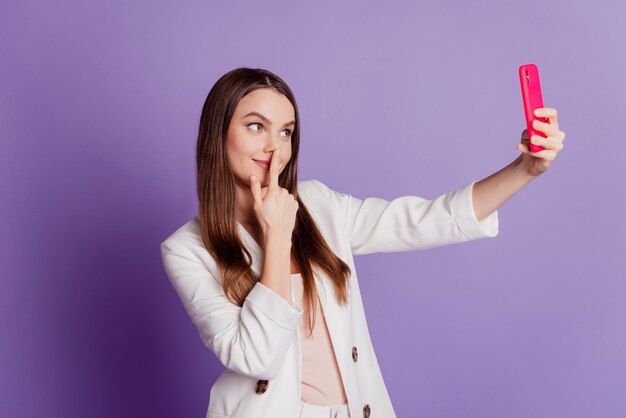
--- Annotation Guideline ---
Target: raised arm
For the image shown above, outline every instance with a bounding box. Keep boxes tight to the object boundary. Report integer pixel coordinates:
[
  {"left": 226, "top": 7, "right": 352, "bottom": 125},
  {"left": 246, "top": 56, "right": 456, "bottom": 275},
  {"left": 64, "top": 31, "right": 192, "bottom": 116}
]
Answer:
[{"left": 310, "top": 179, "right": 499, "bottom": 256}]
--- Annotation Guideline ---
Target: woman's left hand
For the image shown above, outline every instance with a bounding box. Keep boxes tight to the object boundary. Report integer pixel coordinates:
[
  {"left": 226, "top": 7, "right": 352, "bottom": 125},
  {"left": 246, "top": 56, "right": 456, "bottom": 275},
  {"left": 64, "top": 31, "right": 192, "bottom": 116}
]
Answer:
[{"left": 517, "top": 107, "right": 566, "bottom": 177}]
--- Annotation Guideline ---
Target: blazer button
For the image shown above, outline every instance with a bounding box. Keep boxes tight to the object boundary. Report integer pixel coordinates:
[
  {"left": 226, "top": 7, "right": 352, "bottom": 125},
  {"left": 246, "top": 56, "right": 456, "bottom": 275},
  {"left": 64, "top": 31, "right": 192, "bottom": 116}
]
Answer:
[
  {"left": 255, "top": 379, "right": 269, "bottom": 394},
  {"left": 352, "top": 346, "right": 358, "bottom": 362},
  {"left": 363, "top": 404, "right": 371, "bottom": 418}
]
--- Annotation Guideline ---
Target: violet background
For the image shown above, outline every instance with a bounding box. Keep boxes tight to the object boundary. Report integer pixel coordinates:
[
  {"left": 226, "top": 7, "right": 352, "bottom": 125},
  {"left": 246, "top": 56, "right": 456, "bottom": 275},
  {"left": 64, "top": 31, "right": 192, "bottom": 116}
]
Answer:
[{"left": 2, "top": 1, "right": 625, "bottom": 417}]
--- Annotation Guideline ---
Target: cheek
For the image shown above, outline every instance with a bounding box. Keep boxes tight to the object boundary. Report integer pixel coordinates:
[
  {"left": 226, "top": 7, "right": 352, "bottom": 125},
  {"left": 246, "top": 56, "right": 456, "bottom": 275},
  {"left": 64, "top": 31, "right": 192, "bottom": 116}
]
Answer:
[
  {"left": 229, "top": 133, "right": 260, "bottom": 159},
  {"left": 284, "top": 148, "right": 293, "bottom": 163}
]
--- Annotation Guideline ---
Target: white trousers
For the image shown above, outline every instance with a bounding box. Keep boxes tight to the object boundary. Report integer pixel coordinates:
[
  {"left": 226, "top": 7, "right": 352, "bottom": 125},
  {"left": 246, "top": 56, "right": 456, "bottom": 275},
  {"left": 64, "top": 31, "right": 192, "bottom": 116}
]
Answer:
[{"left": 298, "top": 401, "right": 350, "bottom": 418}]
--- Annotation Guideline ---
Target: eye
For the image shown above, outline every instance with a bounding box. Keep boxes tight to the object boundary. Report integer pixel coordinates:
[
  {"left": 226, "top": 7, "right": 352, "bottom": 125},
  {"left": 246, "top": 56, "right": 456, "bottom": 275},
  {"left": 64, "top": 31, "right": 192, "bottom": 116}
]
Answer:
[
  {"left": 248, "top": 123, "right": 263, "bottom": 132},
  {"left": 248, "top": 123, "right": 292, "bottom": 138}
]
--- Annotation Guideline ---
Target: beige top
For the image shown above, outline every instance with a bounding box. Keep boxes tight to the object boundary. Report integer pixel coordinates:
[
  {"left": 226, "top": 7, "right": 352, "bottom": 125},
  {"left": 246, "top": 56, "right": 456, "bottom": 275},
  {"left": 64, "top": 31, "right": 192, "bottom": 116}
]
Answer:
[{"left": 291, "top": 273, "right": 348, "bottom": 406}]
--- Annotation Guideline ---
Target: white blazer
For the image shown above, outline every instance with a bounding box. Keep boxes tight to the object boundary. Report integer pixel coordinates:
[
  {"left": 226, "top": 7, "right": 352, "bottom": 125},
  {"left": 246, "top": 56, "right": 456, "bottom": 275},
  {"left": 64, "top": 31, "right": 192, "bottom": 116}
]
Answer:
[{"left": 160, "top": 178, "right": 499, "bottom": 418}]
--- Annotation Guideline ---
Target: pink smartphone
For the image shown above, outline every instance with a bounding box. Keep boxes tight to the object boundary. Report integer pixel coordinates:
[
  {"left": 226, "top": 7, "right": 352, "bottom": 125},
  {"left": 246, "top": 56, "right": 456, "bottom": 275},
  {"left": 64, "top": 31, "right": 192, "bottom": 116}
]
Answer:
[{"left": 519, "top": 64, "right": 548, "bottom": 152}]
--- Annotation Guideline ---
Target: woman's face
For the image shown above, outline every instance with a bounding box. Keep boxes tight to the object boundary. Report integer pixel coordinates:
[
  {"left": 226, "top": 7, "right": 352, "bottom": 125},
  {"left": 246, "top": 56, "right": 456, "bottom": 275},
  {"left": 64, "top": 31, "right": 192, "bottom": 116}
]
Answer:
[{"left": 227, "top": 88, "right": 295, "bottom": 189}]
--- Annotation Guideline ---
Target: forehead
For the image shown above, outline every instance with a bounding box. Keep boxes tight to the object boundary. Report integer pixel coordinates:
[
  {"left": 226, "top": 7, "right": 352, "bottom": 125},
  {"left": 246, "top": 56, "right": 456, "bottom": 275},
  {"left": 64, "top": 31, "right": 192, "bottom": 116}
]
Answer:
[{"left": 235, "top": 88, "right": 294, "bottom": 120}]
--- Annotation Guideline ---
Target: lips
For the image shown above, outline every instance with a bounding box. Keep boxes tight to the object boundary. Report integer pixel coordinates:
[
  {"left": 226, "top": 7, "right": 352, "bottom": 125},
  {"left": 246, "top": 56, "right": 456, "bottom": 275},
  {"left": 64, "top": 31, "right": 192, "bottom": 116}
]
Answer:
[{"left": 253, "top": 159, "right": 270, "bottom": 170}]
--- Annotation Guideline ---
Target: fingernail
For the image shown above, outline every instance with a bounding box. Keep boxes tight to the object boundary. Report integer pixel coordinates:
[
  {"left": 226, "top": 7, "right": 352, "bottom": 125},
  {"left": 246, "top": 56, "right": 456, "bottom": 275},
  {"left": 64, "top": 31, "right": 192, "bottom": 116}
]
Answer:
[{"left": 250, "top": 175, "right": 256, "bottom": 183}]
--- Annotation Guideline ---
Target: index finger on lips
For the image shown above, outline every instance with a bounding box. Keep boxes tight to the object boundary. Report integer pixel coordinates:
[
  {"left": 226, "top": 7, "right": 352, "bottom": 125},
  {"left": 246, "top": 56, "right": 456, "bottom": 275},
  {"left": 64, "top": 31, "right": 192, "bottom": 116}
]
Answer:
[{"left": 269, "top": 148, "right": 280, "bottom": 191}]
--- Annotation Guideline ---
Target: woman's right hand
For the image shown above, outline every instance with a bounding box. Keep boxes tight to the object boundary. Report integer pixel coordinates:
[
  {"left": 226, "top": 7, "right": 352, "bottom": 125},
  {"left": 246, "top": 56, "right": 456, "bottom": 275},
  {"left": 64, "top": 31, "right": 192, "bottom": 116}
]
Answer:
[{"left": 249, "top": 149, "right": 299, "bottom": 247}]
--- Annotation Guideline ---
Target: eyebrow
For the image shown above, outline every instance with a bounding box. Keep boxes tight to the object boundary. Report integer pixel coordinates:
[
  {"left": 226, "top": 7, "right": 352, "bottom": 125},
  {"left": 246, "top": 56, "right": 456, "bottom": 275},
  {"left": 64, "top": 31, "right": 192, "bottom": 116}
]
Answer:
[{"left": 242, "top": 111, "right": 295, "bottom": 128}]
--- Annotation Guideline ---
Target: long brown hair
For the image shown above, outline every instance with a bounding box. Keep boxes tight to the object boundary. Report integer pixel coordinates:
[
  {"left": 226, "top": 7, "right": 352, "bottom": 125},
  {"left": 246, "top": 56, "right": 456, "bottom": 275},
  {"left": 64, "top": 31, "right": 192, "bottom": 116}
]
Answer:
[{"left": 196, "top": 67, "right": 351, "bottom": 338}]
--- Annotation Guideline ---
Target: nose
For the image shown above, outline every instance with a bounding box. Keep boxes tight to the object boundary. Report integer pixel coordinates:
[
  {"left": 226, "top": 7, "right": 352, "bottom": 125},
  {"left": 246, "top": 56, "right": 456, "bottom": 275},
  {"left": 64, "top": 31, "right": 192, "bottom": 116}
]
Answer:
[
  {"left": 267, "top": 147, "right": 280, "bottom": 160},
  {"left": 264, "top": 134, "right": 282, "bottom": 154}
]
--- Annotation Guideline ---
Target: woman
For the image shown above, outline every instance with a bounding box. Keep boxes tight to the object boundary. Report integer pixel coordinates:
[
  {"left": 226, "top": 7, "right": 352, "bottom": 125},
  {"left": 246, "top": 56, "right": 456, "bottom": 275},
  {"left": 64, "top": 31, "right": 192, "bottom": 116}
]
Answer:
[{"left": 160, "top": 67, "right": 565, "bottom": 418}]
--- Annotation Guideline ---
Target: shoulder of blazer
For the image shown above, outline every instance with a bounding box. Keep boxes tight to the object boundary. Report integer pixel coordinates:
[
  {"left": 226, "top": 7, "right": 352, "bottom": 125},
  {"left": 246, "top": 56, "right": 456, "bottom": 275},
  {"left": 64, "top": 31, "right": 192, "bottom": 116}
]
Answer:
[
  {"left": 297, "top": 178, "right": 346, "bottom": 208},
  {"left": 159, "top": 217, "right": 221, "bottom": 276},
  {"left": 161, "top": 216, "right": 203, "bottom": 251},
  {"left": 299, "top": 178, "right": 332, "bottom": 199},
  {"left": 297, "top": 178, "right": 347, "bottom": 221}
]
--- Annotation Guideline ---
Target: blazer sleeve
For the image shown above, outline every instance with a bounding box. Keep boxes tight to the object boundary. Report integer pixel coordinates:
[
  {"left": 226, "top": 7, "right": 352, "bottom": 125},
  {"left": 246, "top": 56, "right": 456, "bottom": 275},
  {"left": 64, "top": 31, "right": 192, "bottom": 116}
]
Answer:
[
  {"left": 160, "top": 238, "right": 303, "bottom": 380},
  {"left": 309, "top": 179, "right": 499, "bottom": 256}
]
